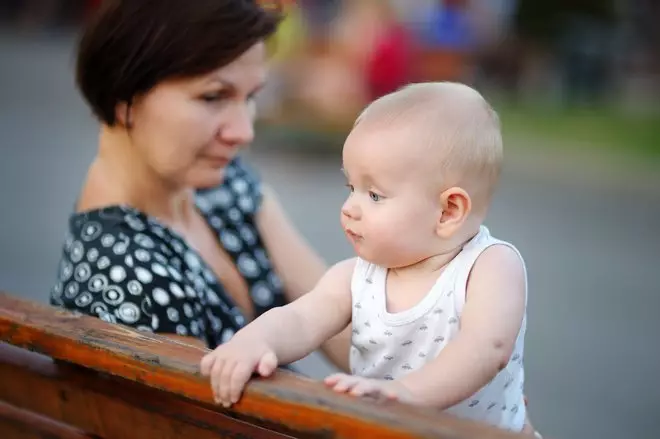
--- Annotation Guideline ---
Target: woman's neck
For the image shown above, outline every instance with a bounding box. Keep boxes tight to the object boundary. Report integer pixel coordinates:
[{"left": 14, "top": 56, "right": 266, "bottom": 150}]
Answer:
[{"left": 80, "top": 126, "right": 196, "bottom": 225}]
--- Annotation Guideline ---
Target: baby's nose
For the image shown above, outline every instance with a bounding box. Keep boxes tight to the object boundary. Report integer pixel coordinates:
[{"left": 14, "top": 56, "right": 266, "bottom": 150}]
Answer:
[{"left": 341, "top": 198, "right": 361, "bottom": 220}]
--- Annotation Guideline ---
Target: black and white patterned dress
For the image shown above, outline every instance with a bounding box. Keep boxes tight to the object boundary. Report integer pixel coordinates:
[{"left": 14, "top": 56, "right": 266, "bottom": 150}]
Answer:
[{"left": 50, "top": 158, "right": 287, "bottom": 349}]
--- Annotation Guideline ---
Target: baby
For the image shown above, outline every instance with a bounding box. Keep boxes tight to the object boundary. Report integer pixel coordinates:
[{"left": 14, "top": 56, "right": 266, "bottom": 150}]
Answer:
[{"left": 200, "top": 82, "right": 529, "bottom": 432}]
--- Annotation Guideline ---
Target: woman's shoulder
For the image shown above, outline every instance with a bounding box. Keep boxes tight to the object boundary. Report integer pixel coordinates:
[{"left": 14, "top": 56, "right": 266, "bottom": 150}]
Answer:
[
  {"left": 64, "top": 206, "right": 139, "bottom": 258},
  {"left": 65, "top": 205, "right": 171, "bottom": 254},
  {"left": 51, "top": 205, "right": 201, "bottom": 332},
  {"left": 53, "top": 205, "right": 186, "bottom": 301}
]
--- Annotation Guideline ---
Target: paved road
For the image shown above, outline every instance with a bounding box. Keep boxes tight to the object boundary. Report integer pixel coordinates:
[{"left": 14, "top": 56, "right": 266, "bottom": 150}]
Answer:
[{"left": 1, "top": 31, "right": 659, "bottom": 439}]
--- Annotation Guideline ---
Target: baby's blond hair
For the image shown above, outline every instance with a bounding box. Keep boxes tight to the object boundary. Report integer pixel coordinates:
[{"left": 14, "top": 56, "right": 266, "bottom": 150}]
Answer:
[{"left": 354, "top": 82, "right": 503, "bottom": 213}]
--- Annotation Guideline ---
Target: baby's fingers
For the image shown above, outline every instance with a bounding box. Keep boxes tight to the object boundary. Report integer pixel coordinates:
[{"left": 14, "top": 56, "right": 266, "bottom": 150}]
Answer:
[
  {"left": 219, "top": 360, "right": 237, "bottom": 407},
  {"left": 350, "top": 379, "right": 393, "bottom": 400},
  {"left": 383, "top": 389, "right": 399, "bottom": 400},
  {"left": 348, "top": 380, "right": 377, "bottom": 397},
  {"left": 229, "top": 363, "right": 254, "bottom": 405},
  {"left": 209, "top": 358, "right": 226, "bottom": 404},
  {"left": 200, "top": 352, "right": 216, "bottom": 376},
  {"left": 324, "top": 373, "right": 348, "bottom": 386},
  {"left": 257, "top": 351, "right": 277, "bottom": 377},
  {"left": 328, "top": 374, "right": 360, "bottom": 393}
]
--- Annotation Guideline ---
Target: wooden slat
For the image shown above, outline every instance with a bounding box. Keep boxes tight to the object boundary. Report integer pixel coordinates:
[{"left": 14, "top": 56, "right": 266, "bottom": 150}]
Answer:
[
  {"left": 0, "top": 292, "right": 524, "bottom": 438},
  {"left": 0, "top": 399, "right": 98, "bottom": 439},
  {"left": 0, "top": 342, "right": 292, "bottom": 438}
]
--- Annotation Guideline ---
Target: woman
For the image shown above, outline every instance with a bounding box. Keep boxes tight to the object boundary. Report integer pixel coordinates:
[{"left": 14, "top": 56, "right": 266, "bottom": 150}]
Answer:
[{"left": 49, "top": 0, "right": 349, "bottom": 371}]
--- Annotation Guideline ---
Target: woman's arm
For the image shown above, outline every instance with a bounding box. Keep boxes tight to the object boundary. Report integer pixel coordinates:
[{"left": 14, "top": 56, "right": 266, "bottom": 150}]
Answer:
[{"left": 256, "top": 185, "right": 351, "bottom": 372}]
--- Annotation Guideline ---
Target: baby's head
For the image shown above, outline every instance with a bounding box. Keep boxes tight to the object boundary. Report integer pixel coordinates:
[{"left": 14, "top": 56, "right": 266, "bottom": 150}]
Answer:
[{"left": 340, "top": 82, "right": 503, "bottom": 268}]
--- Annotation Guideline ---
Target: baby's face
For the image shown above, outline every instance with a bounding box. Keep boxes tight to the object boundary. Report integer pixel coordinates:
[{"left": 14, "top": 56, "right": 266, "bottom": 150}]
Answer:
[{"left": 340, "top": 125, "right": 442, "bottom": 268}]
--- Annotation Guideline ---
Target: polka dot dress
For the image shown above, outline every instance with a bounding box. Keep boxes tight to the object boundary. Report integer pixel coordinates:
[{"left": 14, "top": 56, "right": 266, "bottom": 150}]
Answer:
[{"left": 50, "top": 158, "right": 287, "bottom": 349}]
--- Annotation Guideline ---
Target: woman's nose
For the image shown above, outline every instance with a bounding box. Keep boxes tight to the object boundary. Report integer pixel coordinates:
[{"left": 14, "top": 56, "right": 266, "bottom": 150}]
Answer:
[{"left": 219, "top": 102, "right": 255, "bottom": 146}]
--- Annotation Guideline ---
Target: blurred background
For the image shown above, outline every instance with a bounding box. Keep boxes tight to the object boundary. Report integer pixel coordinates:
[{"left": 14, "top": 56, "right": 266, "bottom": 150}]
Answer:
[{"left": 1, "top": 1, "right": 659, "bottom": 438}]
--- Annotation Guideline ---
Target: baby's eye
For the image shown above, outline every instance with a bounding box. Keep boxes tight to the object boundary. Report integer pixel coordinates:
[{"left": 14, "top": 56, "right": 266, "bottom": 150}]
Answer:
[
  {"left": 369, "top": 191, "right": 382, "bottom": 202},
  {"left": 345, "top": 184, "right": 354, "bottom": 192}
]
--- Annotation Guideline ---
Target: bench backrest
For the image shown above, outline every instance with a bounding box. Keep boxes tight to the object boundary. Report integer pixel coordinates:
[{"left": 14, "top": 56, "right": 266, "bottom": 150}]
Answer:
[{"left": 0, "top": 292, "right": 523, "bottom": 438}]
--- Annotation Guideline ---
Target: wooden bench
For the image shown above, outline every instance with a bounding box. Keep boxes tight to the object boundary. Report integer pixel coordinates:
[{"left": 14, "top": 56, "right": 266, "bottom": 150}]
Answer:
[{"left": 0, "top": 292, "right": 526, "bottom": 438}]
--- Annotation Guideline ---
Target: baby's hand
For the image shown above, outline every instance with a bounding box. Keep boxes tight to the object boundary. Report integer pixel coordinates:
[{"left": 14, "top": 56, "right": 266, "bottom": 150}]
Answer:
[
  {"left": 200, "top": 337, "right": 278, "bottom": 407},
  {"left": 324, "top": 373, "right": 414, "bottom": 404}
]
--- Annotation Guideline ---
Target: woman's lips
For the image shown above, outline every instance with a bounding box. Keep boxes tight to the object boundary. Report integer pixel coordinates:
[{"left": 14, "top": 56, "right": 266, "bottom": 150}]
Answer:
[{"left": 204, "top": 156, "right": 230, "bottom": 167}]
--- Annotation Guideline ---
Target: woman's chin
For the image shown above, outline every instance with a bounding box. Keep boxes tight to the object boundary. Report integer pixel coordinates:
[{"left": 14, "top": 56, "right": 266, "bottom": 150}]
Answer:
[{"left": 188, "top": 169, "right": 226, "bottom": 189}]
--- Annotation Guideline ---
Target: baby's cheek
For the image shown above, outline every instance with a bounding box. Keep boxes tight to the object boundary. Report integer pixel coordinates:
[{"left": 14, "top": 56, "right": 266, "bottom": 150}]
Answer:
[
  {"left": 379, "top": 212, "right": 412, "bottom": 236},
  {"left": 373, "top": 221, "right": 407, "bottom": 251}
]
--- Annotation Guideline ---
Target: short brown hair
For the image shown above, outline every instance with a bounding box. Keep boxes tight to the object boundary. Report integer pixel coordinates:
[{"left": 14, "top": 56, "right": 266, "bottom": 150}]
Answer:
[{"left": 76, "top": 0, "right": 281, "bottom": 126}]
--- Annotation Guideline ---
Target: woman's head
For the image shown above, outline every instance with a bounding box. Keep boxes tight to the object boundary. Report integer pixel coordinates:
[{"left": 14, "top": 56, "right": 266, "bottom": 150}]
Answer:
[{"left": 77, "top": 0, "right": 280, "bottom": 188}]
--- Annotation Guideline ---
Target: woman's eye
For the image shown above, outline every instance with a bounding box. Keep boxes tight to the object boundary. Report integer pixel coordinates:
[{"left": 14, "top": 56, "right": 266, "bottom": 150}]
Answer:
[
  {"left": 201, "top": 91, "right": 228, "bottom": 102},
  {"left": 201, "top": 94, "right": 219, "bottom": 102},
  {"left": 369, "top": 191, "right": 382, "bottom": 202}
]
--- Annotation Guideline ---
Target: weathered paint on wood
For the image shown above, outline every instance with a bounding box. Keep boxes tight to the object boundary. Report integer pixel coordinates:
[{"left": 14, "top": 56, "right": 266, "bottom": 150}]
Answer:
[
  {"left": 0, "top": 292, "right": 525, "bottom": 438},
  {"left": 0, "top": 342, "right": 293, "bottom": 438},
  {"left": 0, "top": 399, "right": 98, "bottom": 439}
]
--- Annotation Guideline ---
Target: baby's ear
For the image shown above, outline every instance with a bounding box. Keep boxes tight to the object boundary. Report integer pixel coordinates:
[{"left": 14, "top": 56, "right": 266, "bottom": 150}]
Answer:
[{"left": 435, "top": 187, "right": 472, "bottom": 239}]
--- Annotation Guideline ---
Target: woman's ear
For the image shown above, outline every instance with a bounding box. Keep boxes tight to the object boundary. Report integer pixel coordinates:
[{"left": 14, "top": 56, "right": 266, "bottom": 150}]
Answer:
[
  {"left": 436, "top": 186, "right": 472, "bottom": 239},
  {"left": 114, "top": 101, "right": 133, "bottom": 128}
]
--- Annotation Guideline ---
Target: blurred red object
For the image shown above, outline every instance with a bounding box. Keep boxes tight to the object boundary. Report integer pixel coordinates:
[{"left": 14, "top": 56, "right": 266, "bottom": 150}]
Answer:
[{"left": 365, "top": 22, "right": 412, "bottom": 100}]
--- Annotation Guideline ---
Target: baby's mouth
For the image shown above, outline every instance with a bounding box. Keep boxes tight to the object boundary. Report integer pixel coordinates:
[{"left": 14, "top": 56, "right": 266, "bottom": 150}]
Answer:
[{"left": 346, "top": 229, "right": 363, "bottom": 241}]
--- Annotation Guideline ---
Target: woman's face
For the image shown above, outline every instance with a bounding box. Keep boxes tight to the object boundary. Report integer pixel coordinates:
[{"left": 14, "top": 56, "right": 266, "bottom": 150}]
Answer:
[{"left": 125, "top": 42, "right": 267, "bottom": 189}]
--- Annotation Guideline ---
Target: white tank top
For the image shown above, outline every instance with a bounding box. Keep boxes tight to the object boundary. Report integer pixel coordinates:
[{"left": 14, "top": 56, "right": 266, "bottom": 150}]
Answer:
[{"left": 349, "top": 226, "right": 527, "bottom": 432}]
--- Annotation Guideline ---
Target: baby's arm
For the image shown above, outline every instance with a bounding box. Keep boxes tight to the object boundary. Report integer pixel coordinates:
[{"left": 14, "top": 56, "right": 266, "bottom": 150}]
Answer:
[
  {"left": 247, "top": 257, "right": 355, "bottom": 363},
  {"left": 398, "top": 244, "right": 526, "bottom": 408},
  {"left": 200, "top": 257, "right": 355, "bottom": 406}
]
